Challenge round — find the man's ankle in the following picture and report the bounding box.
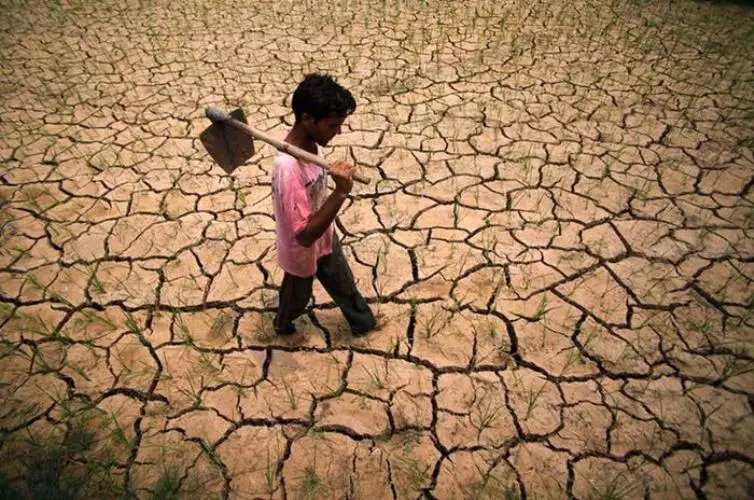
[351,321,377,337]
[275,324,296,336]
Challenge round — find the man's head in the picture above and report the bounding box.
[292,73,356,146]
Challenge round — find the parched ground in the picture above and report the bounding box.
[1,0,753,498]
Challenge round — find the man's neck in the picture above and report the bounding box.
[285,123,318,155]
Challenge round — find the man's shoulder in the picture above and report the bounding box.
[272,153,302,182]
[273,152,299,169]
[273,143,323,167]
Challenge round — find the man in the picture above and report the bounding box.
[271,73,376,336]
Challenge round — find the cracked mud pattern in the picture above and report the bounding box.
[1,0,753,498]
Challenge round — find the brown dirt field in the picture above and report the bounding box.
[1,0,753,498]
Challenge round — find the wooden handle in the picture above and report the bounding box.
[224,117,370,185]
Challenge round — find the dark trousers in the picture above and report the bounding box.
[274,234,376,335]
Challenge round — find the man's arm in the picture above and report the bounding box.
[295,190,348,248]
[295,161,354,248]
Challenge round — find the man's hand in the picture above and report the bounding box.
[329,161,354,196]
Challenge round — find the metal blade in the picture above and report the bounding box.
[199,108,255,174]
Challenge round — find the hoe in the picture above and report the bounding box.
[200,107,369,184]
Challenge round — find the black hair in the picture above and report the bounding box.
[291,73,356,123]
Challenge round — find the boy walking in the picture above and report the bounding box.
[271,73,376,336]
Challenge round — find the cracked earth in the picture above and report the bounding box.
[1,0,754,498]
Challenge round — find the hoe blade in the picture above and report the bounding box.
[200,108,254,174]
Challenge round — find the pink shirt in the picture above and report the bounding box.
[271,151,333,278]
